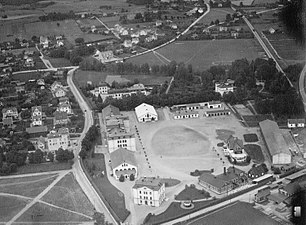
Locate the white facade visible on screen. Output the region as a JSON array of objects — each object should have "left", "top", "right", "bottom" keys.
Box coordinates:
[
  {"left": 133, "top": 179, "right": 166, "bottom": 207},
  {"left": 58, "top": 103, "right": 72, "bottom": 114},
  {"left": 31, "top": 106, "right": 43, "bottom": 127},
  {"left": 135, "top": 103, "right": 158, "bottom": 123},
  {"left": 47, "top": 129, "right": 70, "bottom": 151},
  {"left": 173, "top": 111, "right": 199, "bottom": 120},
  {"left": 272, "top": 153, "right": 291, "bottom": 165},
  {"left": 215, "top": 82, "right": 234, "bottom": 96},
  {"left": 54, "top": 88, "right": 66, "bottom": 98},
  {"left": 207, "top": 101, "right": 222, "bottom": 109},
  {"left": 112, "top": 162, "right": 137, "bottom": 180},
  {"left": 108, "top": 135, "right": 136, "bottom": 153}
]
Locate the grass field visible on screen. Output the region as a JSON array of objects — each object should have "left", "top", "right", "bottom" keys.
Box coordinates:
[
  {"left": 243, "top": 133, "right": 259, "bottom": 142},
  {"left": 15, "top": 162, "right": 72, "bottom": 175},
  {"left": 128, "top": 39, "right": 263, "bottom": 71},
  {"left": 42, "top": 172, "right": 95, "bottom": 217},
  {"left": 0, "top": 174, "right": 57, "bottom": 198},
  {"left": 199, "top": 8, "right": 235, "bottom": 25},
  {"left": 16, "top": 202, "right": 91, "bottom": 223},
  {"left": 0, "top": 196, "right": 29, "bottom": 222},
  {"left": 175, "top": 185, "right": 210, "bottom": 201},
  {"left": 187, "top": 201, "right": 279, "bottom": 225},
  {"left": 244, "top": 144, "right": 265, "bottom": 163},
  {"left": 0, "top": 174, "right": 57, "bottom": 185},
  {"left": 46, "top": 57, "right": 72, "bottom": 68}
]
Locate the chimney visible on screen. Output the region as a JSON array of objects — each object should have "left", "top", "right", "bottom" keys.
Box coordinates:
[{"left": 223, "top": 167, "right": 227, "bottom": 175}]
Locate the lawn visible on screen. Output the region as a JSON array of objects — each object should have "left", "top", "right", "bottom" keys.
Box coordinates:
[
  {"left": 42, "top": 172, "right": 95, "bottom": 217},
  {"left": 128, "top": 39, "right": 262, "bottom": 71},
  {"left": 46, "top": 57, "right": 72, "bottom": 68},
  {"left": 15, "top": 162, "right": 72, "bottom": 175},
  {"left": 160, "top": 178, "right": 180, "bottom": 188},
  {"left": 83, "top": 153, "right": 130, "bottom": 222},
  {"left": 242, "top": 114, "right": 274, "bottom": 127},
  {"left": 186, "top": 201, "right": 279, "bottom": 225},
  {"left": 16, "top": 202, "right": 92, "bottom": 223},
  {"left": 175, "top": 185, "right": 211, "bottom": 201},
  {"left": 12, "top": 71, "right": 41, "bottom": 82},
  {"left": 244, "top": 144, "right": 265, "bottom": 163},
  {"left": 0, "top": 196, "right": 29, "bottom": 222},
  {"left": 0, "top": 174, "right": 57, "bottom": 198},
  {"left": 243, "top": 133, "right": 259, "bottom": 142},
  {"left": 0, "top": 174, "right": 57, "bottom": 185}
]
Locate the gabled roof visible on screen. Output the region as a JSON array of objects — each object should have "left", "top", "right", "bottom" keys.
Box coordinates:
[
  {"left": 110, "top": 147, "right": 136, "bottom": 169},
  {"left": 133, "top": 177, "right": 163, "bottom": 191},
  {"left": 59, "top": 97, "right": 69, "bottom": 103},
  {"left": 288, "top": 118, "right": 305, "bottom": 124},
  {"left": 32, "top": 106, "right": 42, "bottom": 112},
  {"left": 248, "top": 164, "right": 266, "bottom": 177},
  {"left": 256, "top": 187, "right": 270, "bottom": 198},
  {"left": 59, "top": 102, "right": 71, "bottom": 108},
  {"left": 102, "top": 105, "right": 120, "bottom": 118},
  {"left": 2, "top": 107, "right": 18, "bottom": 114},
  {"left": 281, "top": 182, "right": 300, "bottom": 196},
  {"left": 135, "top": 103, "right": 157, "bottom": 117}
]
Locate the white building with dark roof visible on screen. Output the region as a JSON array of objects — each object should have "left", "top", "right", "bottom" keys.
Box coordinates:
[
  {"left": 47, "top": 128, "right": 70, "bottom": 151},
  {"left": 287, "top": 119, "right": 305, "bottom": 128},
  {"left": 259, "top": 120, "right": 292, "bottom": 165},
  {"left": 2, "top": 107, "right": 18, "bottom": 120},
  {"left": 31, "top": 106, "right": 43, "bottom": 127},
  {"left": 110, "top": 148, "right": 137, "bottom": 180},
  {"left": 107, "top": 127, "right": 136, "bottom": 153},
  {"left": 133, "top": 177, "right": 166, "bottom": 207},
  {"left": 215, "top": 81, "right": 235, "bottom": 96},
  {"left": 135, "top": 103, "right": 158, "bottom": 123}
]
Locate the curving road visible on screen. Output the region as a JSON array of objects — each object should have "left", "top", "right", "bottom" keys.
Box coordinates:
[
  {"left": 298, "top": 64, "right": 306, "bottom": 112},
  {"left": 67, "top": 68, "right": 118, "bottom": 225}
]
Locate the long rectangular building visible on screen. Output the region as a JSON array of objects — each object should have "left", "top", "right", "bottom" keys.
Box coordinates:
[{"left": 259, "top": 120, "right": 291, "bottom": 165}]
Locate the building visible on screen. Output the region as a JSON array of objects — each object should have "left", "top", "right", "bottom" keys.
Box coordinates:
[
  {"left": 135, "top": 103, "right": 158, "bottom": 123},
  {"left": 59, "top": 97, "right": 69, "bottom": 105},
  {"left": 223, "top": 135, "right": 248, "bottom": 163},
  {"left": 53, "top": 87, "right": 66, "bottom": 98},
  {"left": 110, "top": 148, "right": 137, "bottom": 180},
  {"left": 133, "top": 177, "right": 166, "bottom": 207},
  {"left": 171, "top": 103, "right": 201, "bottom": 111},
  {"left": 47, "top": 128, "right": 70, "bottom": 151},
  {"left": 287, "top": 119, "right": 305, "bottom": 128},
  {"left": 53, "top": 111, "right": 69, "bottom": 125},
  {"left": 173, "top": 110, "right": 199, "bottom": 120},
  {"left": 259, "top": 120, "right": 292, "bottom": 165},
  {"left": 3, "top": 117, "right": 13, "bottom": 127},
  {"left": 37, "top": 136, "right": 46, "bottom": 151},
  {"left": 248, "top": 164, "right": 267, "bottom": 179},
  {"left": 254, "top": 187, "right": 271, "bottom": 203},
  {"left": 215, "top": 80, "right": 235, "bottom": 96},
  {"left": 91, "top": 82, "right": 110, "bottom": 97},
  {"left": 58, "top": 102, "right": 72, "bottom": 114},
  {"left": 2, "top": 107, "right": 18, "bottom": 120},
  {"left": 102, "top": 105, "right": 121, "bottom": 120},
  {"left": 50, "top": 81, "right": 63, "bottom": 92},
  {"left": 198, "top": 167, "right": 248, "bottom": 195},
  {"left": 107, "top": 127, "right": 136, "bottom": 153},
  {"left": 123, "top": 39, "right": 132, "bottom": 48},
  {"left": 207, "top": 101, "right": 222, "bottom": 109},
  {"left": 31, "top": 106, "right": 43, "bottom": 127},
  {"left": 93, "top": 50, "right": 122, "bottom": 63},
  {"left": 40, "top": 36, "right": 49, "bottom": 48},
  {"left": 204, "top": 108, "right": 231, "bottom": 117}
]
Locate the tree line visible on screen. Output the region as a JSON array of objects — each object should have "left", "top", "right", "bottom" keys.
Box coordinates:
[{"left": 79, "top": 125, "right": 100, "bottom": 159}]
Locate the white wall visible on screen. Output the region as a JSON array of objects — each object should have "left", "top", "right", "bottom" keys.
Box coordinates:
[{"left": 108, "top": 137, "right": 136, "bottom": 153}]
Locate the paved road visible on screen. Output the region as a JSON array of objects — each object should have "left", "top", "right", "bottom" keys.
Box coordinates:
[
  {"left": 36, "top": 45, "right": 54, "bottom": 69},
  {"left": 67, "top": 68, "right": 118, "bottom": 225},
  {"left": 298, "top": 64, "right": 306, "bottom": 112}
]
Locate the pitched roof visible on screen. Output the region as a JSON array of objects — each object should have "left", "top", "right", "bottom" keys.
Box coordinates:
[
  {"left": 107, "top": 127, "right": 134, "bottom": 138},
  {"left": 226, "top": 135, "right": 244, "bottom": 153},
  {"left": 133, "top": 177, "right": 163, "bottom": 191},
  {"left": 32, "top": 106, "right": 42, "bottom": 112},
  {"left": 102, "top": 105, "right": 120, "bottom": 118},
  {"left": 59, "top": 97, "right": 69, "bottom": 103},
  {"left": 26, "top": 126, "right": 48, "bottom": 134},
  {"left": 256, "top": 187, "right": 271, "bottom": 198},
  {"left": 110, "top": 148, "right": 137, "bottom": 168},
  {"left": 173, "top": 110, "right": 199, "bottom": 116},
  {"left": 135, "top": 103, "right": 157, "bottom": 118},
  {"left": 288, "top": 118, "right": 305, "bottom": 124},
  {"left": 259, "top": 120, "right": 291, "bottom": 156},
  {"left": 248, "top": 164, "right": 266, "bottom": 178},
  {"left": 282, "top": 182, "right": 300, "bottom": 195}
]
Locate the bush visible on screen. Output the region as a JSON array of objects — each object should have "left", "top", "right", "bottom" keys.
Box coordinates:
[
  {"left": 119, "top": 174, "right": 125, "bottom": 182},
  {"left": 130, "top": 173, "right": 135, "bottom": 181}
]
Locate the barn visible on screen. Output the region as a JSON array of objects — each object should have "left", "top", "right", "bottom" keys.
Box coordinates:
[
  {"left": 259, "top": 120, "right": 292, "bottom": 165},
  {"left": 135, "top": 103, "right": 158, "bottom": 123}
]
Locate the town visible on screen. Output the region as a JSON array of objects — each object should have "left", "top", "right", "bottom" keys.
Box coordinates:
[{"left": 0, "top": 0, "right": 305, "bottom": 225}]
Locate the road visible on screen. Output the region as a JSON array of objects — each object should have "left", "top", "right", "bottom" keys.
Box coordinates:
[
  {"left": 298, "top": 63, "right": 306, "bottom": 112},
  {"left": 123, "top": 3, "right": 211, "bottom": 60},
  {"left": 36, "top": 45, "right": 54, "bottom": 69},
  {"left": 67, "top": 68, "right": 118, "bottom": 225},
  {"left": 94, "top": 17, "right": 121, "bottom": 40}
]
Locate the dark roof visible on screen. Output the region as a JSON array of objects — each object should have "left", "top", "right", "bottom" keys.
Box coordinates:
[
  {"left": 288, "top": 118, "right": 305, "bottom": 124},
  {"left": 54, "top": 111, "right": 68, "bottom": 120},
  {"left": 26, "top": 126, "right": 48, "bottom": 134},
  {"left": 102, "top": 105, "right": 120, "bottom": 118},
  {"left": 226, "top": 135, "right": 244, "bottom": 152},
  {"left": 205, "top": 109, "right": 231, "bottom": 114},
  {"left": 256, "top": 187, "right": 271, "bottom": 198},
  {"left": 248, "top": 164, "right": 266, "bottom": 178},
  {"left": 173, "top": 110, "right": 199, "bottom": 116},
  {"left": 281, "top": 182, "right": 300, "bottom": 195},
  {"left": 2, "top": 107, "right": 18, "bottom": 114},
  {"left": 110, "top": 147, "right": 137, "bottom": 168},
  {"left": 133, "top": 177, "right": 164, "bottom": 191},
  {"left": 259, "top": 119, "right": 291, "bottom": 156}
]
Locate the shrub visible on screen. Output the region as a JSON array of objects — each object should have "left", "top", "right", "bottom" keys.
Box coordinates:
[
  {"left": 119, "top": 174, "right": 125, "bottom": 182},
  {"left": 130, "top": 173, "right": 135, "bottom": 181}
]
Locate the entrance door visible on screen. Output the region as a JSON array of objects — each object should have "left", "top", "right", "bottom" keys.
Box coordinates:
[{"left": 145, "top": 200, "right": 148, "bottom": 205}]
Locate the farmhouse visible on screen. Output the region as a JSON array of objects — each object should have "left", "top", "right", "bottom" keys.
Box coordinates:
[
  {"left": 204, "top": 108, "right": 231, "bottom": 117},
  {"left": 199, "top": 167, "right": 248, "bottom": 195},
  {"left": 37, "top": 136, "right": 46, "bottom": 151},
  {"left": 2, "top": 107, "right": 18, "bottom": 120},
  {"left": 135, "top": 103, "right": 158, "bottom": 123},
  {"left": 47, "top": 128, "right": 70, "bottom": 151},
  {"left": 172, "top": 110, "right": 199, "bottom": 119},
  {"left": 107, "top": 127, "right": 136, "bottom": 153},
  {"left": 110, "top": 147, "right": 137, "bottom": 180},
  {"left": 287, "top": 119, "right": 305, "bottom": 128},
  {"left": 133, "top": 177, "right": 166, "bottom": 207},
  {"left": 259, "top": 120, "right": 292, "bottom": 165},
  {"left": 31, "top": 106, "right": 43, "bottom": 127},
  {"left": 224, "top": 135, "right": 248, "bottom": 163},
  {"left": 215, "top": 80, "right": 235, "bottom": 96},
  {"left": 93, "top": 50, "right": 122, "bottom": 63}
]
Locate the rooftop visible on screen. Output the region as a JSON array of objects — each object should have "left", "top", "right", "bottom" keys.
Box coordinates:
[
  {"left": 102, "top": 105, "right": 120, "bottom": 118},
  {"left": 26, "top": 126, "right": 48, "bottom": 134},
  {"left": 133, "top": 177, "right": 164, "bottom": 191},
  {"left": 110, "top": 147, "right": 137, "bottom": 169}
]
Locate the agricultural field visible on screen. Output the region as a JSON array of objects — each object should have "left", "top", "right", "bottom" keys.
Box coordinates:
[
  {"left": 244, "top": 144, "right": 265, "bottom": 163},
  {"left": 128, "top": 39, "right": 263, "bottom": 71},
  {"left": 199, "top": 8, "right": 235, "bottom": 25},
  {"left": 0, "top": 196, "right": 29, "bottom": 222},
  {"left": 187, "top": 201, "right": 279, "bottom": 225}
]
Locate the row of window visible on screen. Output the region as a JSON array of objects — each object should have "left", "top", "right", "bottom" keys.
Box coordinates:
[
  {"left": 117, "top": 140, "right": 127, "bottom": 144},
  {"left": 139, "top": 196, "right": 152, "bottom": 200},
  {"left": 139, "top": 191, "right": 152, "bottom": 195},
  {"left": 139, "top": 200, "right": 153, "bottom": 205},
  {"left": 118, "top": 144, "right": 127, "bottom": 148}
]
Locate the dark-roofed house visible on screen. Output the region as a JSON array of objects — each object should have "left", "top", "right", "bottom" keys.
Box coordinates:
[
  {"left": 110, "top": 147, "right": 137, "bottom": 180},
  {"left": 224, "top": 135, "right": 248, "bottom": 163},
  {"left": 279, "top": 182, "right": 300, "bottom": 197},
  {"left": 198, "top": 167, "right": 248, "bottom": 195},
  {"left": 107, "top": 127, "right": 136, "bottom": 153},
  {"left": 3, "top": 117, "right": 13, "bottom": 127},
  {"left": 255, "top": 187, "right": 271, "bottom": 203},
  {"left": 102, "top": 105, "right": 121, "bottom": 119},
  {"left": 259, "top": 120, "right": 291, "bottom": 165},
  {"left": 248, "top": 164, "right": 267, "bottom": 179},
  {"left": 53, "top": 111, "right": 69, "bottom": 125},
  {"left": 2, "top": 107, "right": 18, "bottom": 120},
  {"left": 133, "top": 177, "right": 166, "bottom": 207}
]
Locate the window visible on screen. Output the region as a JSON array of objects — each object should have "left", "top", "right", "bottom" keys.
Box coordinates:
[{"left": 139, "top": 191, "right": 141, "bottom": 194}]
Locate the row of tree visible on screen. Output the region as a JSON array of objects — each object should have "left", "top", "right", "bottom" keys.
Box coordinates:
[{"left": 79, "top": 125, "right": 100, "bottom": 159}]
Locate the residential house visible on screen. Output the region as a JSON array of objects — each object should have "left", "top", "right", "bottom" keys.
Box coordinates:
[
  {"left": 59, "top": 97, "right": 69, "bottom": 105},
  {"left": 3, "top": 117, "right": 13, "bottom": 127},
  {"left": 31, "top": 106, "right": 43, "bottom": 127},
  {"left": 50, "top": 81, "right": 63, "bottom": 93},
  {"left": 248, "top": 164, "right": 267, "bottom": 179},
  {"left": 15, "top": 82, "right": 25, "bottom": 93},
  {"left": 132, "top": 37, "right": 139, "bottom": 45},
  {"left": 58, "top": 102, "right": 72, "bottom": 114},
  {"left": 40, "top": 36, "right": 49, "bottom": 48},
  {"left": 53, "top": 111, "right": 70, "bottom": 125},
  {"left": 102, "top": 105, "right": 121, "bottom": 120},
  {"left": 107, "top": 127, "right": 136, "bottom": 153},
  {"left": 215, "top": 80, "right": 235, "bottom": 96},
  {"left": 131, "top": 31, "right": 140, "bottom": 38},
  {"left": 93, "top": 50, "right": 120, "bottom": 63},
  {"left": 135, "top": 103, "right": 158, "bottom": 123},
  {"left": 110, "top": 147, "right": 137, "bottom": 180},
  {"left": 254, "top": 187, "right": 271, "bottom": 203},
  {"left": 123, "top": 39, "right": 133, "bottom": 48},
  {"left": 37, "top": 136, "right": 46, "bottom": 151},
  {"left": 170, "top": 23, "right": 178, "bottom": 29},
  {"left": 133, "top": 177, "right": 166, "bottom": 207},
  {"left": 47, "top": 128, "right": 70, "bottom": 151},
  {"left": 37, "top": 79, "right": 45, "bottom": 86},
  {"left": 53, "top": 87, "right": 67, "bottom": 98},
  {"left": 91, "top": 82, "right": 110, "bottom": 97},
  {"left": 224, "top": 135, "right": 248, "bottom": 163},
  {"left": 156, "top": 20, "right": 162, "bottom": 27},
  {"left": 269, "top": 27, "right": 276, "bottom": 34},
  {"left": 139, "top": 30, "right": 148, "bottom": 36},
  {"left": 198, "top": 167, "right": 248, "bottom": 195},
  {"left": 2, "top": 107, "right": 18, "bottom": 120},
  {"left": 145, "top": 34, "right": 157, "bottom": 43},
  {"left": 287, "top": 119, "right": 305, "bottom": 128}
]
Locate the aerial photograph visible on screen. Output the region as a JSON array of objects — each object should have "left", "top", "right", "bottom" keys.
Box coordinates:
[{"left": 0, "top": 0, "right": 305, "bottom": 224}]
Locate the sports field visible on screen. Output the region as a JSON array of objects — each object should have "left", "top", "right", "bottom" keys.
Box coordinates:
[
  {"left": 187, "top": 201, "right": 279, "bottom": 225},
  {"left": 128, "top": 39, "right": 263, "bottom": 71}
]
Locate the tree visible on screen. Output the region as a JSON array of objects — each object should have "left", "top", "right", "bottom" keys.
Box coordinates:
[
  {"left": 47, "top": 152, "right": 54, "bottom": 162},
  {"left": 29, "top": 149, "right": 44, "bottom": 164},
  {"left": 226, "top": 13, "right": 231, "bottom": 22},
  {"left": 119, "top": 174, "right": 125, "bottom": 182},
  {"left": 214, "top": 19, "right": 220, "bottom": 25},
  {"left": 75, "top": 37, "right": 85, "bottom": 45},
  {"left": 134, "top": 12, "right": 143, "bottom": 21},
  {"left": 130, "top": 173, "right": 135, "bottom": 181}
]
